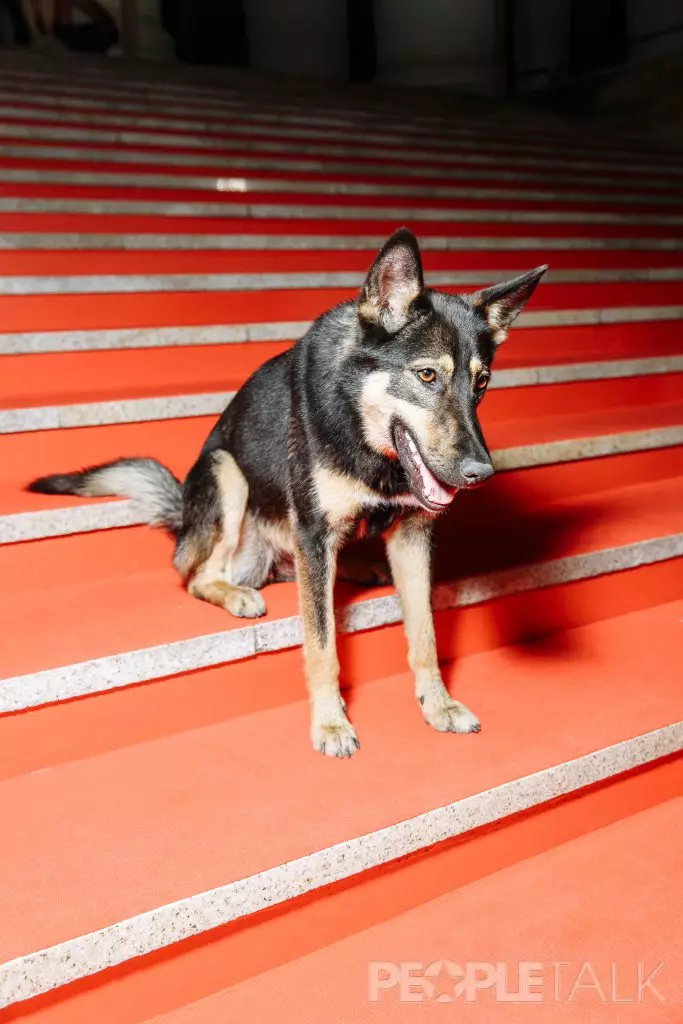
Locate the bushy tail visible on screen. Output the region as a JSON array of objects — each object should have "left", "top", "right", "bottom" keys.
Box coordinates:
[{"left": 28, "top": 457, "right": 183, "bottom": 533}]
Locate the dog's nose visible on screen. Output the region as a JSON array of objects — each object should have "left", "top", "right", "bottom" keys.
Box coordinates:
[{"left": 460, "top": 458, "right": 494, "bottom": 486}]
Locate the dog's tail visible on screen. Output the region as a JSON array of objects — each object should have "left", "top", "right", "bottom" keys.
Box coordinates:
[{"left": 28, "top": 457, "right": 183, "bottom": 534}]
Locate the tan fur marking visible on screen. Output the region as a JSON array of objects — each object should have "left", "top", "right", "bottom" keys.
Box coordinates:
[
  {"left": 212, "top": 450, "right": 249, "bottom": 549},
  {"left": 185, "top": 451, "right": 266, "bottom": 617},
  {"left": 385, "top": 517, "right": 440, "bottom": 688},
  {"left": 386, "top": 516, "right": 480, "bottom": 735},
  {"left": 189, "top": 577, "right": 265, "bottom": 618},
  {"left": 174, "top": 524, "right": 218, "bottom": 581},
  {"left": 358, "top": 273, "right": 420, "bottom": 328},
  {"left": 359, "top": 370, "right": 433, "bottom": 471},
  {"left": 469, "top": 356, "right": 483, "bottom": 378},
  {"left": 359, "top": 370, "right": 395, "bottom": 455},
  {"left": 294, "top": 535, "right": 358, "bottom": 756},
  {"left": 258, "top": 516, "right": 294, "bottom": 556},
  {"left": 314, "top": 464, "right": 382, "bottom": 526}
]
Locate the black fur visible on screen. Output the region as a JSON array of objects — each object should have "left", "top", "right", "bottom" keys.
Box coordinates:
[{"left": 28, "top": 231, "right": 546, "bottom": 649}]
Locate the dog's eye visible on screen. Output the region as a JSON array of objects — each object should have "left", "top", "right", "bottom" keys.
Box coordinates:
[
  {"left": 476, "top": 372, "right": 491, "bottom": 391},
  {"left": 417, "top": 368, "right": 437, "bottom": 384}
]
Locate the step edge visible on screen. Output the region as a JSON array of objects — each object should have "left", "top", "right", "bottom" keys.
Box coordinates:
[
  {"left": 3, "top": 267, "right": 683, "bottom": 297},
  {"left": 2, "top": 115, "right": 680, "bottom": 173},
  {"left": 2, "top": 233, "right": 683, "bottom": 252},
  {"left": 3, "top": 426, "right": 682, "bottom": 543},
  {"left": 2, "top": 99, "right": 678, "bottom": 165},
  {"left": 1, "top": 534, "right": 681, "bottom": 713},
  {"left": 2, "top": 196, "right": 683, "bottom": 225},
  {"left": 2, "top": 385, "right": 682, "bottom": 435},
  {"left": 1, "top": 721, "right": 680, "bottom": 1009},
  {"left": 1, "top": 169, "right": 681, "bottom": 207},
  {"left": 1, "top": 144, "right": 676, "bottom": 191},
  {"left": 2, "top": 306, "right": 681, "bottom": 355}
]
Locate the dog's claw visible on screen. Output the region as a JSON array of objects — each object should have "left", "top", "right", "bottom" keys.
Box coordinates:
[
  {"left": 422, "top": 699, "right": 481, "bottom": 735},
  {"left": 312, "top": 719, "right": 360, "bottom": 758}
]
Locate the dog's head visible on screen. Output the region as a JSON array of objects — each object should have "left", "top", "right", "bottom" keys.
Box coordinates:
[{"left": 354, "top": 228, "right": 546, "bottom": 512}]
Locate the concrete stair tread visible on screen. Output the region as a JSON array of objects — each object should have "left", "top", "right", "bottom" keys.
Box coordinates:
[
  {"left": 1, "top": 599, "right": 681, "bottom": 971},
  {"left": 147, "top": 795, "right": 682, "bottom": 1023},
  {"left": 0, "top": 467, "right": 681, "bottom": 681}
]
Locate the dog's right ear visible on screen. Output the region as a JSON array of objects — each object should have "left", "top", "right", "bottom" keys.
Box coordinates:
[{"left": 358, "top": 228, "right": 426, "bottom": 333}]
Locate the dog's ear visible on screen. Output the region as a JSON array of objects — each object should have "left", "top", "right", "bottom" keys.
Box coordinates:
[
  {"left": 358, "top": 228, "right": 426, "bottom": 333},
  {"left": 470, "top": 265, "right": 548, "bottom": 345}
]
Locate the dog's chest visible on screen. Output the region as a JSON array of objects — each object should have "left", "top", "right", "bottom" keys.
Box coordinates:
[{"left": 314, "top": 464, "right": 420, "bottom": 531}]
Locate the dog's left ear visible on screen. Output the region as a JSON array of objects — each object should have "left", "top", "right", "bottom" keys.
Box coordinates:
[
  {"left": 470, "top": 265, "right": 548, "bottom": 345},
  {"left": 358, "top": 228, "right": 426, "bottom": 333}
]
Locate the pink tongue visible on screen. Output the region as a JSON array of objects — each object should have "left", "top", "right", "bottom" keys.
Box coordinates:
[{"left": 415, "top": 451, "right": 457, "bottom": 506}]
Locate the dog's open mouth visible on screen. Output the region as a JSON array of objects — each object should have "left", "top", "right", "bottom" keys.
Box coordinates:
[{"left": 393, "top": 422, "right": 458, "bottom": 512}]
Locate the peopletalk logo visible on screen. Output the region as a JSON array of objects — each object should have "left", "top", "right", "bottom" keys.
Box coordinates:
[{"left": 368, "top": 959, "right": 668, "bottom": 1004}]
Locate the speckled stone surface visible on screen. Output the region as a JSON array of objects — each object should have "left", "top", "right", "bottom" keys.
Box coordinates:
[
  {"left": 3, "top": 230, "right": 683, "bottom": 252},
  {"left": 0, "top": 88, "right": 433, "bottom": 133},
  {"left": 0, "top": 91, "right": 388, "bottom": 131},
  {"left": 0, "top": 167, "right": 679, "bottom": 209},
  {"left": 493, "top": 356, "right": 683, "bottom": 389},
  {"left": 1, "top": 722, "right": 680, "bottom": 1008},
  {"left": 2, "top": 426, "right": 679, "bottom": 541},
  {"left": 6, "top": 100, "right": 607, "bottom": 153},
  {"left": 0, "top": 320, "right": 306, "bottom": 354},
  {"left": 492, "top": 425, "right": 683, "bottom": 472},
  {"left": 2, "top": 306, "right": 681, "bottom": 355},
  {"left": 0, "top": 391, "right": 233, "bottom": 434},
  {"left": 2, "top": 267, "right": 682, "bottom": 297},
  {"left": 5, "top": 137, "right": 679, "bottom": 193},
  {"left": 1, "top": 535, "right": 680, "bottom": 713},
  {"left": 1, "top": 118, "right": 677, "bottom": 183},
  {"left": 1, "top": 196, "right": 681, "bottom": 226},
  {"left": 3, "top": 99, "right": 679, "bottom": 179},
  {"left": 0, "top": 501, "right": 145, "bottom": 544}
]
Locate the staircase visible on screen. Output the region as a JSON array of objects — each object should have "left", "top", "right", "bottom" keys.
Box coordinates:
[{"left": 0, "top": 57, "right": 682, "bottom": 1022}]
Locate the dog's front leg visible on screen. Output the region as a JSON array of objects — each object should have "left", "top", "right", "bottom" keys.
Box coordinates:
[
  {"left": 386, "top": 515, "right": 481, "bottom": 735},
  {"left": 294, "top": 522, "right": 360, "bottom": 758}
]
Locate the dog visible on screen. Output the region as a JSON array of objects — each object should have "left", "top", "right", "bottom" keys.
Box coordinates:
[{"left": 30, "top": 229, "right": 546, "bottom": 757}]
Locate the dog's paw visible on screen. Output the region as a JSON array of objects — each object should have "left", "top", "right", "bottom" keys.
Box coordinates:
[
  {"left": 311, "top": 718, "right": 360, "bottom": 758},
  {"left": 422, "top": 698, "right": 481, "bottom": 735},
  {"left": 224, "top": 586, "right": 266, "bottom": 618}
]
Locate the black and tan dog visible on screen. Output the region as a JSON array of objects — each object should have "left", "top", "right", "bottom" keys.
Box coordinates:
[{"left": 30, "top": 230, "right": 546, "bottom": 757}]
